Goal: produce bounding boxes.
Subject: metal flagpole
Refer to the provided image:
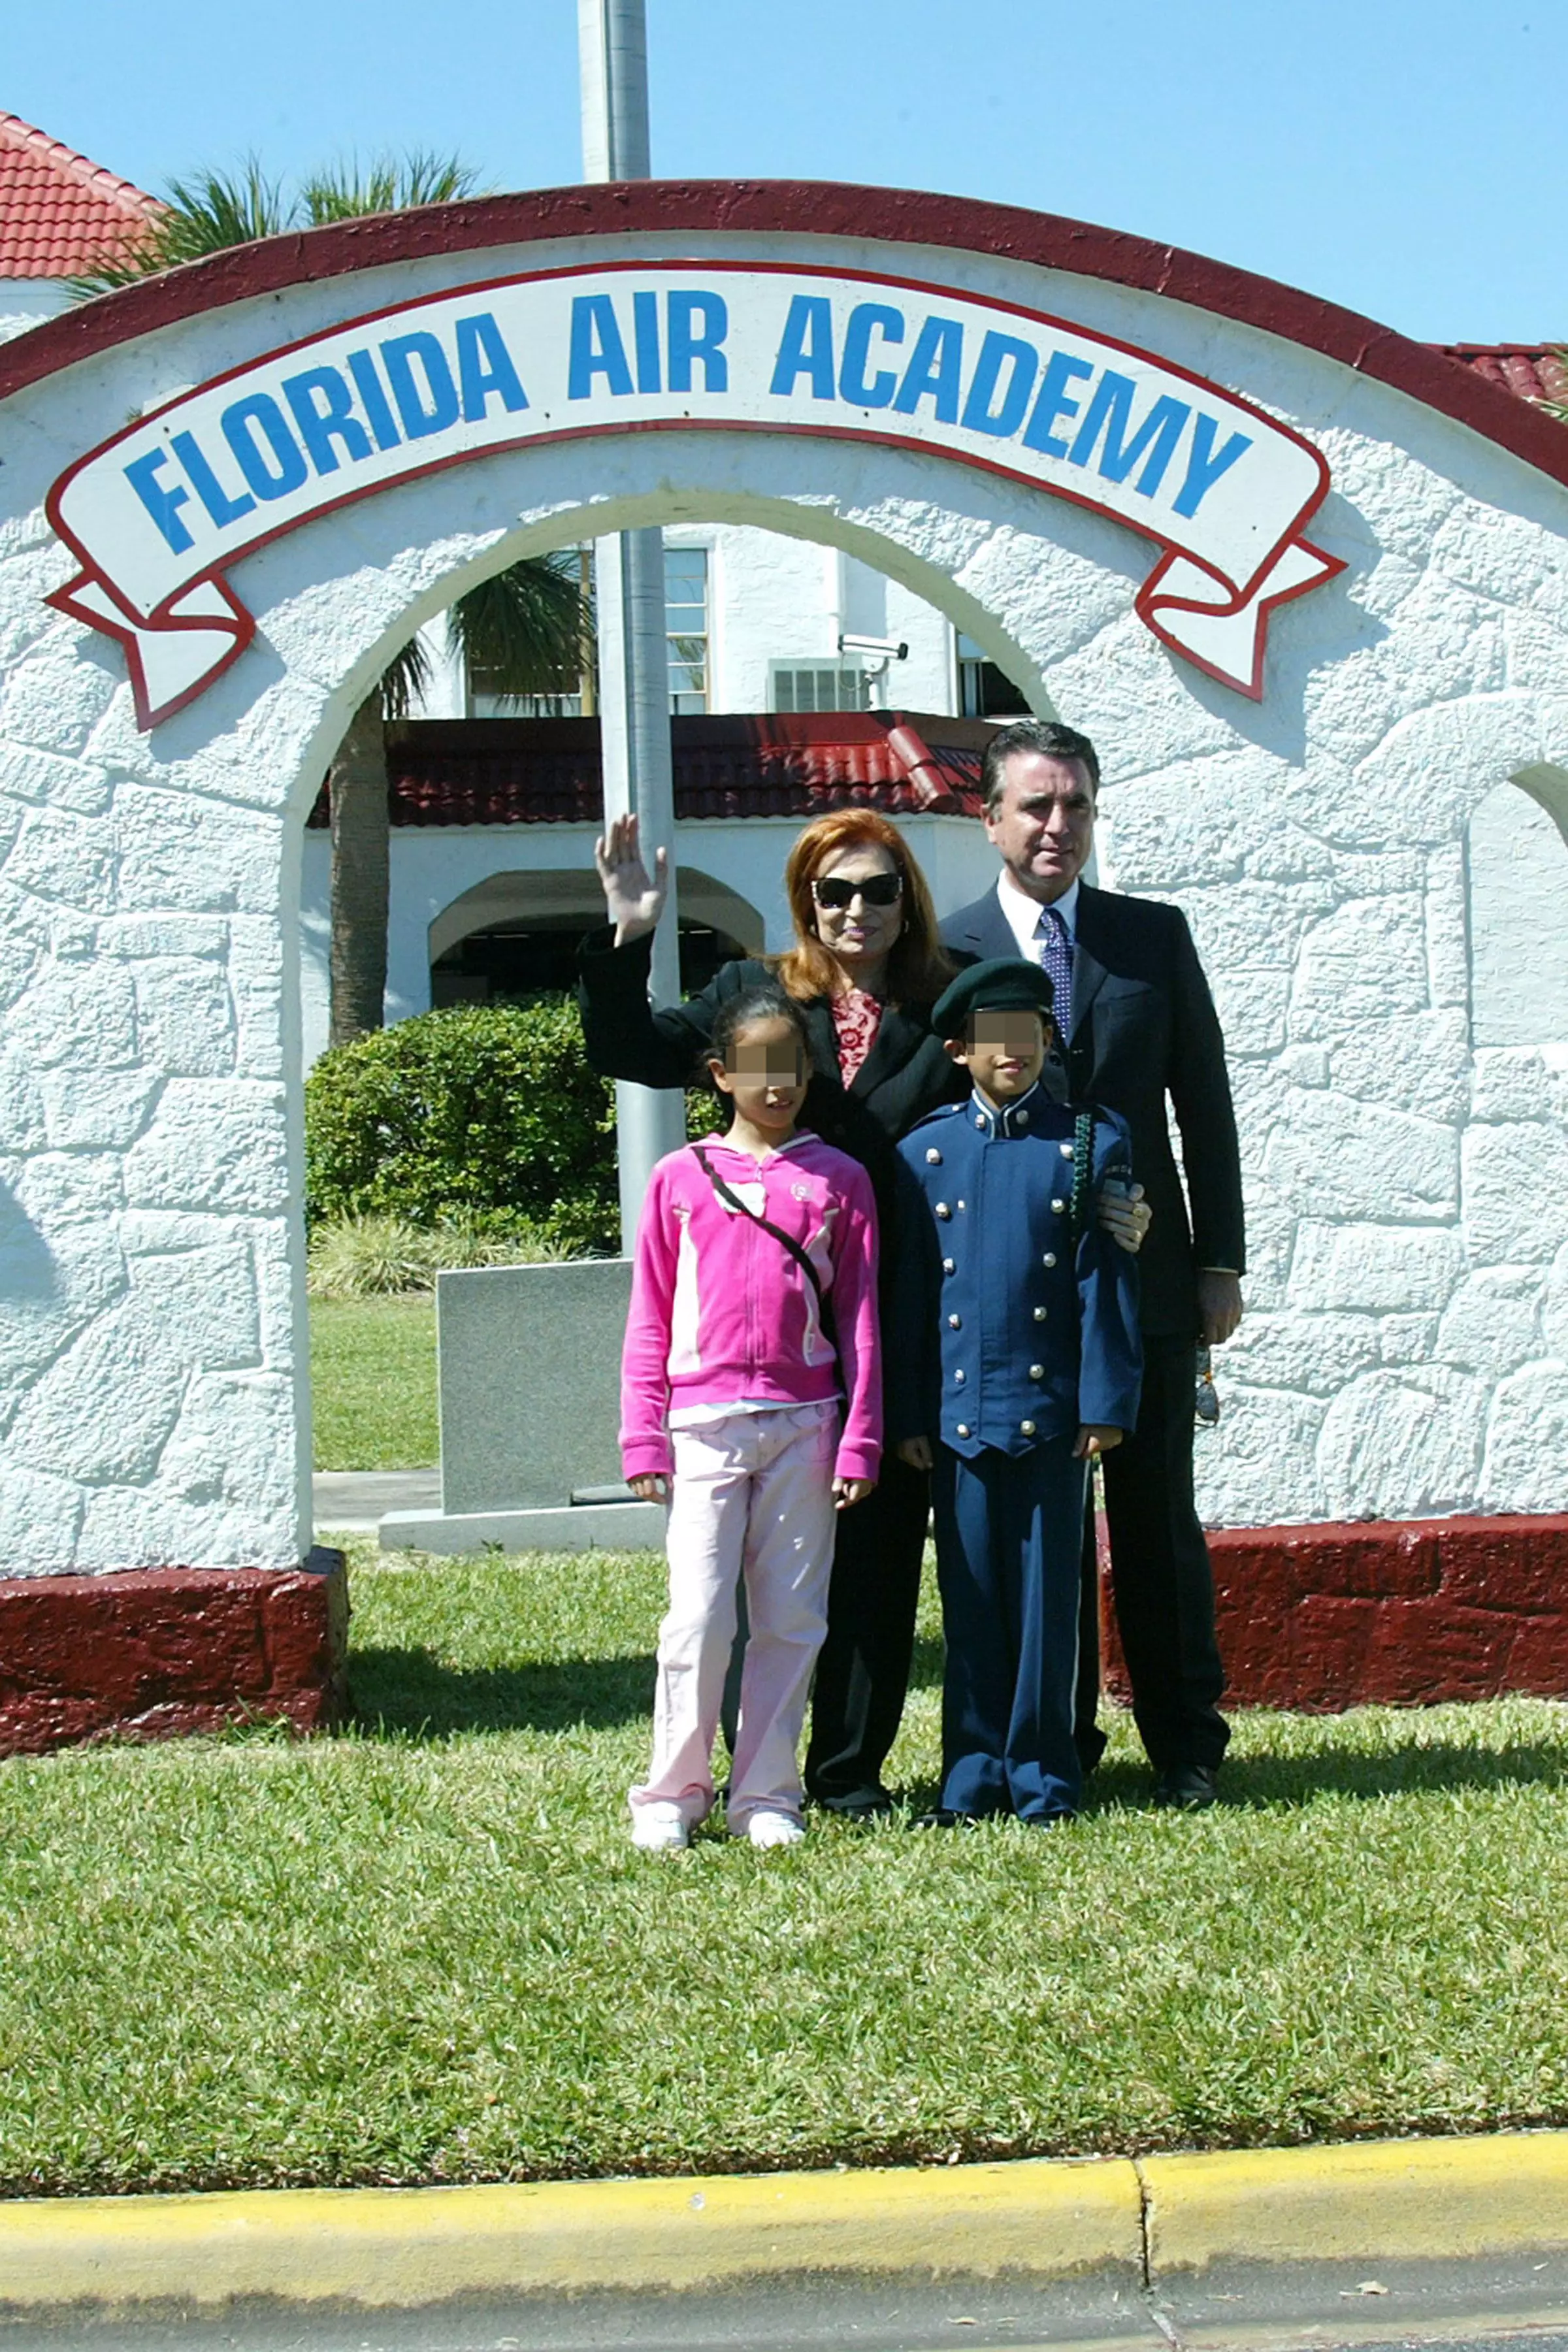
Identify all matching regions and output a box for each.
[578,0,687,1251]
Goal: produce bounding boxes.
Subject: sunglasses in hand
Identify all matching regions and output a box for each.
[810,874,904,909]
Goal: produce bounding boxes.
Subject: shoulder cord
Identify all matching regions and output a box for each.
[692,1145,836,1341]
[1070,1109,1094,1235]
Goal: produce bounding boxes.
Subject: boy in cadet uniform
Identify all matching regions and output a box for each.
[890,959,1143,1827]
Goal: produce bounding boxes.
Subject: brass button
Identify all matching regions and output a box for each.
[942,1257,955,1275]
[926,1147,943,1164]
[1033,1305,1047,1322]
[1051,1198,1066,1214]
[1029,1364,1044,1380]
[1020,1419,1037,1437]
[956,1423,971,1439]
[954,1369,966,1384]
[1042,1252,1057,1269]
[1060,1142,1073,1157]
[936,1202,951,1220]
[948,1313,961,1329]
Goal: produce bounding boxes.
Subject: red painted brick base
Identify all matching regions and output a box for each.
[1102,1513,1568,1712]
[0,1550,349,1757]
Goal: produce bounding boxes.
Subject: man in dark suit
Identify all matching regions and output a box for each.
[940,719,1244,1806]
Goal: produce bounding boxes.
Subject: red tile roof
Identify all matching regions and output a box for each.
[308,711,993,828]
[1437,344,1568,410]
[0,115,159,280]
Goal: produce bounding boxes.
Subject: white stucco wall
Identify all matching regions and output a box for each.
[0,281,69,347]
[3,216,1568,1571]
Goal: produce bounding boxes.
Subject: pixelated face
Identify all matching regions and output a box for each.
[708,1014,809,1133]
[947,1006,1051,1100]
[984,751,1096,901]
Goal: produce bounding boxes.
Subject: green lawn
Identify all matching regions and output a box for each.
[4,1541,1568,2195]
[310,1298,436,1469]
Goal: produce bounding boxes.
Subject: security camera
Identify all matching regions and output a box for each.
[838,632,909,661]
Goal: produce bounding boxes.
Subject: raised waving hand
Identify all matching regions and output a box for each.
[595,812,668,944]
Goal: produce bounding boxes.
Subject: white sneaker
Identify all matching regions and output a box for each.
[630,1802,691,1851]
[745,1809,806,1849]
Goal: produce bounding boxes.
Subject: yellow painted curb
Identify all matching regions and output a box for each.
[1141,2134,1568,2273]
[0,2158,1143,2314]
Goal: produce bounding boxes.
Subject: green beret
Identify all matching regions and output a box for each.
[932,956,1056,1038]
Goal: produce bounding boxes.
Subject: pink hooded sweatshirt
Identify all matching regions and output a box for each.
[621,1132,882,1485]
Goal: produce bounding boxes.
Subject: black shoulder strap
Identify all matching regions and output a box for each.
[693,1145,832,1324]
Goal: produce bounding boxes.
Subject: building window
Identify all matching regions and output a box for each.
[956,632,1030,719]
[770,664,872,714]
[666,546,710,714]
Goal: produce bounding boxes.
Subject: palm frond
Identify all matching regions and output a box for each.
[448,555,591,699]
[379,634,433,723]
[302,153,483,225]
[68,161,289,297]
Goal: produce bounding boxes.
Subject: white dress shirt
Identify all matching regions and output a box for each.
[994,870,1081,959]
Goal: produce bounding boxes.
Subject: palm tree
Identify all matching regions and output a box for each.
[74,159,591,1045]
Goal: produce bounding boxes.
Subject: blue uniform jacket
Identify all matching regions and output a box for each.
[889,1086,1143,1458]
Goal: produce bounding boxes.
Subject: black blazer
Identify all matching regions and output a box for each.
[575,929,966,1224]
[940,883,1245,1337]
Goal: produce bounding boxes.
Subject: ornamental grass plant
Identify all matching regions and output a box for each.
[5,1543,1568,2196]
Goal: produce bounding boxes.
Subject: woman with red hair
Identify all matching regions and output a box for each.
[580,804,1143,1816]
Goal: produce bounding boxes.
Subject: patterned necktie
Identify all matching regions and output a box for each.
[1034,904,1073,1040]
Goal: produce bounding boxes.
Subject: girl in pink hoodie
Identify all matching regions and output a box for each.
[622,986,881,1852]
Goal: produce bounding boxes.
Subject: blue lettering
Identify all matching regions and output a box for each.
[666,290,728,393]
[1172,413,1253,518]
[892,316,964,421]
[282,365,373,475]
[220,394,308,500]
[123,449,194,553]
[1022,350,1094,456]
[838,304,904,408]
[346,350,402,451]
[1066,371,1190,497]
[959,331,1039,439]
[568,295,634,399]
[632,290,661,393]
[454,313,528,422]
[769,295,835,400]
[380,333,461,440]
[171,431,256,529]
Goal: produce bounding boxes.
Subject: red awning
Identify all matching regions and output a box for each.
[308,711,993,828]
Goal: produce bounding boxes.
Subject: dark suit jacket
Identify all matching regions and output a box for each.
[939,884,1245,1337]
[575,928,966,1228]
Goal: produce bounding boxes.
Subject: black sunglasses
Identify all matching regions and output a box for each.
[811,874,903,909]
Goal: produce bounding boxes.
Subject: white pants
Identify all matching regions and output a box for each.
[630,1403,839,1833]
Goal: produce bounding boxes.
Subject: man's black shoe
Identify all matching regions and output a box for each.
[815,1788,894,1820]
[1152,1764,1218,1811]
[914,1808,985,1829]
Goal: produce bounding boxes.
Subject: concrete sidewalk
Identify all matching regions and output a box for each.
[5,2133,1568,2341]
[313,1471,439,1533]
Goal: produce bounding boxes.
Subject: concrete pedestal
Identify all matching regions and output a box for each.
[1102,1512,1568,1711]
[0,1549,349,1757]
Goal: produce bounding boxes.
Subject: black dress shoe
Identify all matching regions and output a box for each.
[1152,1764,1218,1811]
[914,1807,985,1829]
[814,1788,894,1820]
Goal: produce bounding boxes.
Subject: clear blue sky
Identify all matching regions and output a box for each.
[8,1,1558,343]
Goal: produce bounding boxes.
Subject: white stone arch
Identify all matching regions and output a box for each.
[5,186,1568,1573]
[426,861,765,968]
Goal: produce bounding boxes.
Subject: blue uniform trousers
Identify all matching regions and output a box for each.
[932,1435,1088,1821]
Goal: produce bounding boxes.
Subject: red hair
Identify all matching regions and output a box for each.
[772,809,954,1009]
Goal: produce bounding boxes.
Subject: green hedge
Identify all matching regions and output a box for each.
[304,1000,620,1258]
